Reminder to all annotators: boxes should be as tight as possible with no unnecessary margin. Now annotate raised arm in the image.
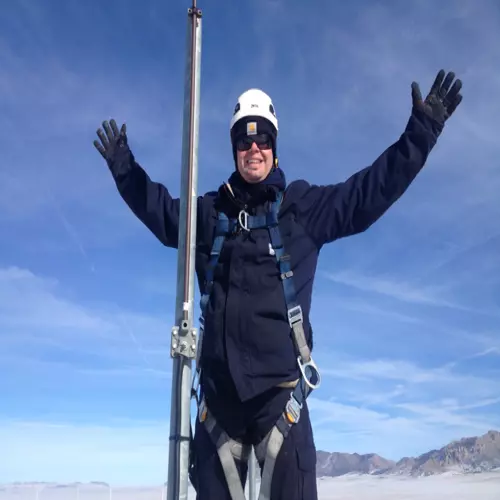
[295,69,463,248]
[94,119,180,249]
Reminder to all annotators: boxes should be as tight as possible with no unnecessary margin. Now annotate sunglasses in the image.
[235,133,272,151]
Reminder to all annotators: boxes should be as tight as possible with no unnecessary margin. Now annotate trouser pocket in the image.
[296,445,318,500]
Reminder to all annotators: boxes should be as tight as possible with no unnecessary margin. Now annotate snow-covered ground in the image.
[2,472,500,500]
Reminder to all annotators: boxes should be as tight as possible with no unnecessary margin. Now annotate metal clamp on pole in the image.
[170,324,197,359]
[171,300,198,359]
[188,5,202,17]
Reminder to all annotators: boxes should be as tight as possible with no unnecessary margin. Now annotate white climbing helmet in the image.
[230,88,278,132]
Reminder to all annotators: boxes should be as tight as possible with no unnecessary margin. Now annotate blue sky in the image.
[1,0,500,487]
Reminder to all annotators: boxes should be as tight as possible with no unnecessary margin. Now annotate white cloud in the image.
[308,351,500,458]
[321,358,442,384]
[0,267,114,333]
[76,367,171,380]
[327,297,422,324]
[309,395,499,459]
[324,270,452,308]
[0,266,172,376]
[322,269,500,318]
[1,419,169,485]
[319,353,499,400]
[393,400,498,430]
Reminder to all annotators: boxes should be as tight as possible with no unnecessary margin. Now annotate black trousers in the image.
[190,386,318,500]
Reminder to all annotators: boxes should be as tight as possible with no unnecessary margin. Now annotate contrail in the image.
[47,187,96,274]
[47,186,155,369]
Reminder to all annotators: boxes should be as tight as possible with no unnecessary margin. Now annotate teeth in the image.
[247,160,261,164]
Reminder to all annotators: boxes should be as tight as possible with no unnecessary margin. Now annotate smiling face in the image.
[235,133,274,183]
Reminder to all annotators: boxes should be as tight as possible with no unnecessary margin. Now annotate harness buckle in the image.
[199,398,208,422]
[238,210,250,231]
[287,305,303,327]
[297,356,321,390]
[285,394,302,424]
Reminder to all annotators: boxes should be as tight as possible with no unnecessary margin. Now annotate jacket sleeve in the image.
[295,108,444,248]
[107,146,181,249]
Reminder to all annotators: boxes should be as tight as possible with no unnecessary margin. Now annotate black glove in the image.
[411,70,463,124]
[93,119,129,164]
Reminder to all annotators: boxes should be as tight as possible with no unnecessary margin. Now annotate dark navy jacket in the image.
[107,108,442,407]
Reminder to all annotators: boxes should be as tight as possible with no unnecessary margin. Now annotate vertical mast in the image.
[167,3,202,500]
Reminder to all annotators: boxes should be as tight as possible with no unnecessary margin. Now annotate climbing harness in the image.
[190,191,321,500]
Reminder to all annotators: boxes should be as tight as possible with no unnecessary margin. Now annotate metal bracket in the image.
[188,6,202,17]
[171,323,197,359]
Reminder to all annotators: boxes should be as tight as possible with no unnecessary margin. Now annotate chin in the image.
[245,172,265,183]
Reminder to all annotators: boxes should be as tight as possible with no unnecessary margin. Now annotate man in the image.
[94,69,462,500]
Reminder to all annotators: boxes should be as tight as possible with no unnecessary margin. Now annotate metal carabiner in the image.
[238,209,250,231]
[297,356,321,390]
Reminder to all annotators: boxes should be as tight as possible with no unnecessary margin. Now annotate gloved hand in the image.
[93,119,129,164]
[411,69,463,124]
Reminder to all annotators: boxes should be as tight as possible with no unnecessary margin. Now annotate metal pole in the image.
[167,2,202,500]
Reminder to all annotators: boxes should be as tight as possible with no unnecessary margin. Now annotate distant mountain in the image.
[393,429,500,476]
[316,430,500,477]
[316,450,395,477]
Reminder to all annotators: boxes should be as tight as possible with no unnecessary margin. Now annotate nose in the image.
[249,141,260,151]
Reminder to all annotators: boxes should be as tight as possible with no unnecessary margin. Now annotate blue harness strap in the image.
[198,215,235,327]
[199,193,281,317]
[192,190,321,500]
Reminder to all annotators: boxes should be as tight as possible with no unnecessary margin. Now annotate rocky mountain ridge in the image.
[316,429,500,477]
